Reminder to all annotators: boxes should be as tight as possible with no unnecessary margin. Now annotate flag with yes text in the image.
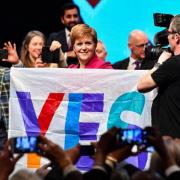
[9,68,156,171]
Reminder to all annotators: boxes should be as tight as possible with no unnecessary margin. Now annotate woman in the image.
[69,24,112,69]
[4,30,67,68]
[95,40,108,61]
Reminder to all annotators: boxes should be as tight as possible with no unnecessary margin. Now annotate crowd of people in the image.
[1,127,180,179]
[0,1,180,179]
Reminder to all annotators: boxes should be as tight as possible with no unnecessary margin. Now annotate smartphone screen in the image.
[119,128,155,152]
[10,136,40,153]
[120,128,144,145]
[80,145,95,156]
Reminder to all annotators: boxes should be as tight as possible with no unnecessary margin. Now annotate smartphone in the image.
[80,145,95,156]
[41,46,59,63]
[118,128,154,152]
[118,128,143,145]
[0,49,11,67]
[0,49,8,60]
[10,136,41,153]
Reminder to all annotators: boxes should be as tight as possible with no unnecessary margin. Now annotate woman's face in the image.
[73,36,96,64]
[28,36,44,59]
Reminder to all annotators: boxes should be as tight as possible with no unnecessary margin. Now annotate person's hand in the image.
[0,139,23,179]
[35,162,52,178]
[50,41,61,51]
[94,127,119,166]
[3,41,20,64]
[34,58,48,68]
[66,144,81,164]
[157,50,172,64]
[38,135,72,169]
[107,144,134,163]
[145,126,176,169]
[97,127,119,155]
[67,51,76,58]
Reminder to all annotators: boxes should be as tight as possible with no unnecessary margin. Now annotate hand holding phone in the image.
[118,128,154,152]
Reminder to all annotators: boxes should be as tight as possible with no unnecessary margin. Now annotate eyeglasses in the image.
[134,42,149,48]
[166,29,177,35]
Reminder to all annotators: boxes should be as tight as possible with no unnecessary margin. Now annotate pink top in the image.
[68,56,113,69]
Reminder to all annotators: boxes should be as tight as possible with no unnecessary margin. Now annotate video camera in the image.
[145,13,174,60]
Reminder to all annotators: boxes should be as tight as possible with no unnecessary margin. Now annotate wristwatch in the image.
[154,62,162,68]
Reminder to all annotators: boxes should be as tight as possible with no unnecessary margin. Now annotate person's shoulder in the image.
[172,54,180,61]
[113,58,129,65]
[49,29,65,38]
[112,57,129,69]
[98,60,113,69]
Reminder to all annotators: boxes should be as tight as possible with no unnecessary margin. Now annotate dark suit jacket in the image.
[167,171,180,180]
[47,29,78,66]
[47,29,68,52]
[113,57,157,70]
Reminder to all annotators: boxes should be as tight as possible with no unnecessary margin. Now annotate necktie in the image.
[134,61,141,70]
[67,33,72,50]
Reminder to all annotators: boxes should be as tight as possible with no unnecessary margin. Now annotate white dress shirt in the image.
[127,57,142,70]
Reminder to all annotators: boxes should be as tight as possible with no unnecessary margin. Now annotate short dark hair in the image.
[60,2,80,17]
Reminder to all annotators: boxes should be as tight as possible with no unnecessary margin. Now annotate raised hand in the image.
[0,139,23,179]
[3,41,20,64]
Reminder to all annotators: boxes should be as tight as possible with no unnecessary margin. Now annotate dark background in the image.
[0,0,72,49]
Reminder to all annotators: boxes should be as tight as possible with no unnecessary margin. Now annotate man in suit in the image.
[47,3,82,66]
[113,30,156,70]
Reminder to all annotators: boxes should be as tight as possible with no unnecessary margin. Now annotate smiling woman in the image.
[69,24,112,69]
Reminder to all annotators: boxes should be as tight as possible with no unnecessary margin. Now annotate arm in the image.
[38,135,81,180]
[137,51,172,93]
[137,72,157,93]
[0,140,22,180]
[49,40,68,68]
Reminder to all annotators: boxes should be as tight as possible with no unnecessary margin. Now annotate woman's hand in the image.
[3,41,20,64]
[34,58,48,68]
[50,40,61,51]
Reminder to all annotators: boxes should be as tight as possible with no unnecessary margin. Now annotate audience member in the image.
[144,126,180,179]
[38,135,82,180]
[150,136,180,177]
[0,139,22,180]
[68,24,112,69]
[137,14,180,138]
[113,30,156,70]
[47,2,82,66]
[4,31,67,68]
[11,169,42,180]
[0,69,9,150]
[1,126,180,179]
[0,43,23,150]
[19,30,66,68]
[95,40,107,61]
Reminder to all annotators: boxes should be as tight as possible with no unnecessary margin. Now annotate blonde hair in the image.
[70,24,97,46]
[20,30,46,67]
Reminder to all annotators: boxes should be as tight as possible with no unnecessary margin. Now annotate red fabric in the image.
[69,56,113,69]
[87,0,100,7]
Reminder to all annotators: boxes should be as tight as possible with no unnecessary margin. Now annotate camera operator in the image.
[137,14,180,138]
